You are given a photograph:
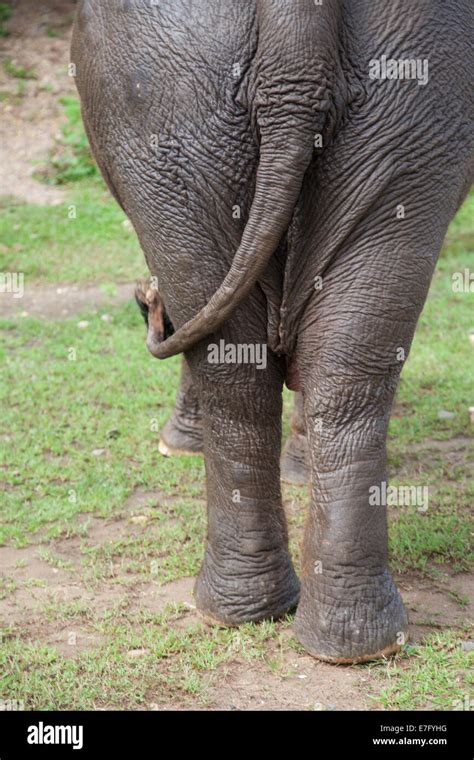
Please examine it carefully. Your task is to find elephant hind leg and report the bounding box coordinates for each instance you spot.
[292,207,443,662]
[295,346,410,662]
[159,358,203,457]
[189,330,299,625]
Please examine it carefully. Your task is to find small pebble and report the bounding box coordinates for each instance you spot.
[78,320,89,329]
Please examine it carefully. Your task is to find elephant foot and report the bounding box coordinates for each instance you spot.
[194,552,300,626]
[280,432,310,485]
[293,570,408,663]
[159,412,203,456]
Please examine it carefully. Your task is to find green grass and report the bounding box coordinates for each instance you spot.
[3,57,36,80]
[389,206,474,448]
[0,300,204,547]
[0,184,145,284]
[389,505,473,575]
[0,606,286,709]
[375,631,473,710]
[387,453,473,574]
[0,3,11,37]
[39,96,99,185]
[82,496,206,585]
[45,26,60,39]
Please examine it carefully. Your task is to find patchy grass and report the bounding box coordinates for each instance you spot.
[0,300,203,546]
[389,227,474,448]
[0,605,285,709]
[0,183,145,284]
[0,79,26,105]
[375,631,473,710]
[389,506,473,575]
[3,57,36,80]
[387,453,474,575]
[82,498,206,585]
[38,96,99,185]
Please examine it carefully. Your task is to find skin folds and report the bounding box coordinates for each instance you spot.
[72,0,473,661]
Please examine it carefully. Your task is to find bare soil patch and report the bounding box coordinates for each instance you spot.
[398,573,473,642]
[204,653,377,711]
[0,281,135,318]
[0,0,76,203]
[0,487,471,704]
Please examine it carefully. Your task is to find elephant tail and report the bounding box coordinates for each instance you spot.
[149,0,341,360]
[148,138,314,359]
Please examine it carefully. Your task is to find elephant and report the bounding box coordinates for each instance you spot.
[135,278,310,482]
[72,0,473,662]
[134,278,203,455]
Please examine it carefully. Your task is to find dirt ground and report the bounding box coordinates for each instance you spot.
[0,0,76,203]
[0,483,472,710]
[0,281,135,318]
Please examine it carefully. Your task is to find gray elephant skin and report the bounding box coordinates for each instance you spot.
[71,0,473,662]
[135,278,310,481]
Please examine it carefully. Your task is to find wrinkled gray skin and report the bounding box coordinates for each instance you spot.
[161,359,310,481]
[159,357,205,456]
[72,0,473,662]
[135,278,310,478]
